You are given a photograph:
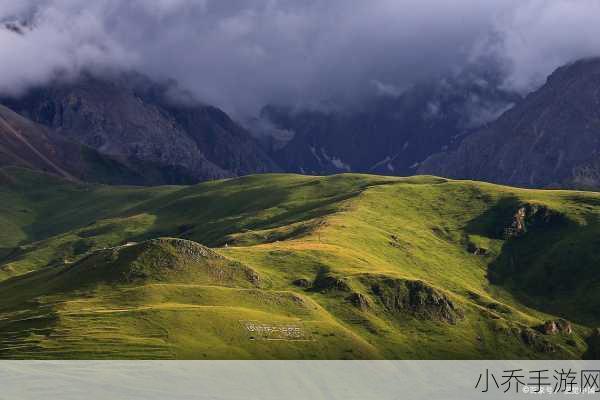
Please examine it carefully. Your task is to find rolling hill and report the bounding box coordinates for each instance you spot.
[1,167,599,359]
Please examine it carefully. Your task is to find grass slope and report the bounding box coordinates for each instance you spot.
[1,166,599,359]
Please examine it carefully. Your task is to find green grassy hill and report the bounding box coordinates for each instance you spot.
[1,166,599,359]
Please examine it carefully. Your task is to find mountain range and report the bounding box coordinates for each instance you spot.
[2,59,600,190]
[2,57,600,360]
[420,58,600,189]
[1,73,279,185]
[260,66,519,176]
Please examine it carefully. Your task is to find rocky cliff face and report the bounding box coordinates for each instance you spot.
[420,58,600,189]
[6,58,600,189]
[2,73,280,184]
[0,103,163,184]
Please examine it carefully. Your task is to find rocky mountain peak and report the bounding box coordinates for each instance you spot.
[419,57,600,189]
[1,71,280,184]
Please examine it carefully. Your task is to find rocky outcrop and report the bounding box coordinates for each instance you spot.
[505,207,527,238]
[520,327,556,353]
[539,319,573,335]
[503,203,563,239]
[467,243,489,256]
[292,278,312,288]
[363,276,463,324]
[312,272,351,292]
[347,292,371,311]
[420,58,600,189]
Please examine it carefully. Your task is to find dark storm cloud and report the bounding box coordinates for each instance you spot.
[1,0,599,116]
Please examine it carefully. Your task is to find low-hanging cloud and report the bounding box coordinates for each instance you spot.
[1,0,599,116]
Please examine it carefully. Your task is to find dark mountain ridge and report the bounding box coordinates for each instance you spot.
[420,58,600,189]
[0,103,165,185]
[259,66,520,176]
[3,59,600,190]
[1,72,280,184]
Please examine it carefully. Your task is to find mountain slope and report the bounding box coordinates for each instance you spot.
[259,67,519,176]
[1,168,599,359]
[420,58,600,189]
[2,73,280,184]
[0,104,76,181]
[0,104,177,185]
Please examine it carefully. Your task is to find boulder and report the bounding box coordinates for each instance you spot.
[540,319,573,335]
[312,273,351,292]
[292,278,312,288]
[348,292,371,311]
[503,204,563,239]
[521,328,556,353]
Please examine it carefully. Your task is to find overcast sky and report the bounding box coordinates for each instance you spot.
[1,0,600,116]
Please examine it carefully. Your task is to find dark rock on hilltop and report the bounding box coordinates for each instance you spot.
[539,319,573,335]
[502,203,564,239]
[420,58,600,189]
[292,278,312,288]
[347,292,371,311]
[520,327,556,353]
[364,276,463,324]
[312,271,352,292]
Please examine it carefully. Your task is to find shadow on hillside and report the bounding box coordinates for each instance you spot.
[465,197,600,326]
[465,196,522,241]
[127,179,366,247]
[0,247,17,262]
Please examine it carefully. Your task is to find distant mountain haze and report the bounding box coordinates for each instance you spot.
[420,58,600,189]
[261,66,520,176]
[1,59,600,190]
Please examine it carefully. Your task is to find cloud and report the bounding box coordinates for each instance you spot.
[485,0,600,93]
[1,0,599,116]
[0,1,135,95]
[372,80,407,98]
